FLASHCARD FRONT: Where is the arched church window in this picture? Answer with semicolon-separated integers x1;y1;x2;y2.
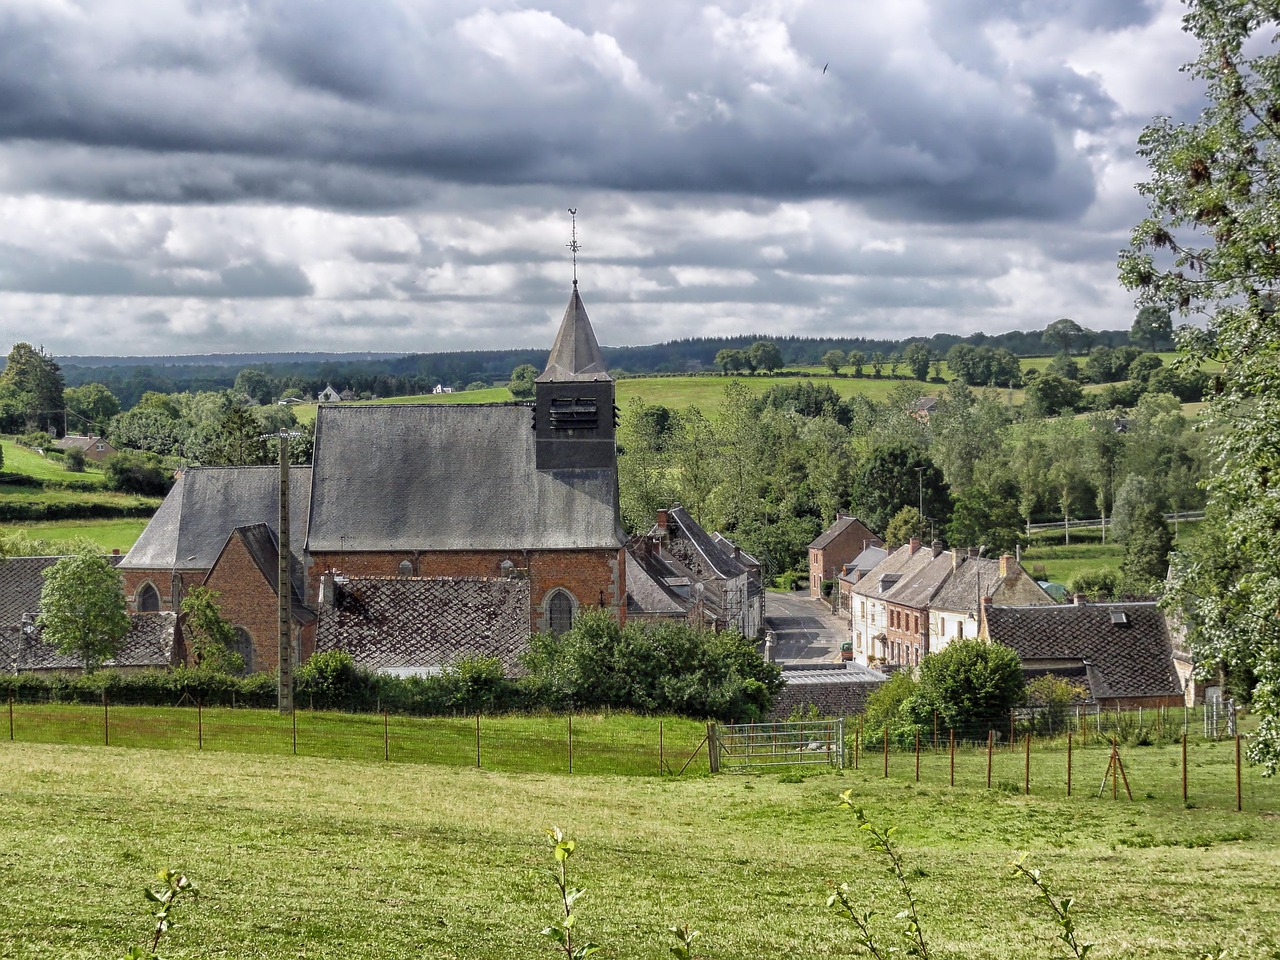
233;627;254;673
137;583;160;612
398;560;413;576
548;591;576;635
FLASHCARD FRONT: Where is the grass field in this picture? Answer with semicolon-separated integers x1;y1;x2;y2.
0;517;148;552
1;731;1277;959
0;439;104;487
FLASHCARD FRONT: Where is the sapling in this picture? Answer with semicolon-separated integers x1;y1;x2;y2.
123;868;197;960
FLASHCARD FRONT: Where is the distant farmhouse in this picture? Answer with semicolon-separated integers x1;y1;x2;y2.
118;284;632;676
54;434;117;463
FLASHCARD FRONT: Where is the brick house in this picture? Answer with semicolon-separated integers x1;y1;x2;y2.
54;434;118;463
808;514;879;599
982;598;1185;709
117;283;627;673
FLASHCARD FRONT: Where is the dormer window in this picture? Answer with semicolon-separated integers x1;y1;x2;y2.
549;397;598;430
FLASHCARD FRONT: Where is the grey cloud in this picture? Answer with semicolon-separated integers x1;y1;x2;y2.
0;1;1107;223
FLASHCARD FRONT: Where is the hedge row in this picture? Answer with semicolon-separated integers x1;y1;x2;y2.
0;500;158;522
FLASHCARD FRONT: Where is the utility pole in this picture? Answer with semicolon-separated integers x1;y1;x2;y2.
278;431;293;716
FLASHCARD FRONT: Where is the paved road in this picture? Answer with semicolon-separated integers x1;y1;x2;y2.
763;591;848;663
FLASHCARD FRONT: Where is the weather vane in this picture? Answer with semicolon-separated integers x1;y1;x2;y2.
567;208;580;287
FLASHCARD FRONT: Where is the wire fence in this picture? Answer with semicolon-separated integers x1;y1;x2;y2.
845;710;1275;815
0;694;712;778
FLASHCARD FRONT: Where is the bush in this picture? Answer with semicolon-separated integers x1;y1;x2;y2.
906;639;1025;737
103;449;174;496
17;431;56;451
63;447;86;472
856;671;923;748
1067;568;1122;600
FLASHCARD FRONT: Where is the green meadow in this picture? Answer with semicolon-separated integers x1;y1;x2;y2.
1;732;1276;959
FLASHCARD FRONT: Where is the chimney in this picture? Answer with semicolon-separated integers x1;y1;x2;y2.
112;548;120;556
931;540;943;558
733;545;741;560
952;547;961;572
968;546;980;559
1074;593;1088;606
656;509;669;533
999;554;1013;578
909;536;921;555
318;571;335;609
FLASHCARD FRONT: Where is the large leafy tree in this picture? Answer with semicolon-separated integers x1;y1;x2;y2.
906;639;1025;736
0;343;65;433
64;383;121;434
850;441;950;535
1119;0;1280;771
38;554;130;673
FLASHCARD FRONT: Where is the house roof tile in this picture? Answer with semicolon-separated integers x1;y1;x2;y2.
808;515;876;551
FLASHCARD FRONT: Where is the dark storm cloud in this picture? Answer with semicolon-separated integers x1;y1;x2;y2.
0;0;1113;223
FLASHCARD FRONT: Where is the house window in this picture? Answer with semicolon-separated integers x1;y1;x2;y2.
548;590;576;635
232;627;254;673
398;560;413;576
95;443;105;452
136;583;160;612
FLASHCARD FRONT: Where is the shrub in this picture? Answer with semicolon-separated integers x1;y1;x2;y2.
857;671;922;748
907;639;1025;737
17;431;56;450
63;447;86;472
1067;568;1122;600
104;450;174;496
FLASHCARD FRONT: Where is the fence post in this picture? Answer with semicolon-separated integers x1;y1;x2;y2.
855;718;861;770
949;729;955;787
1067;732;1072;797
933;710;938;752
986;730;993;788
837;717;845;771
292;707;297;755
8;695;12;741
883;726;889;778
915;729;920;782
383;710;389;762
197;699;203;751
103;691;109;747
659;719;664;775
568;713;574;775
1024;732;1031;795
1236;734;1242;812
707;722;719;774
475;714;482;769
1181;732;1187;803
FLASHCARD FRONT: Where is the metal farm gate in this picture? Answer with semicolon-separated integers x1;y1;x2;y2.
712;718;845;772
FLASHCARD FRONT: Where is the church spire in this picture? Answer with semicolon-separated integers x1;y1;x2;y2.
538;212;610;382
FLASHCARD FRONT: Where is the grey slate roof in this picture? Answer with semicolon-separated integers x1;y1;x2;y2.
306;403;622;552
888;550;955;608
985;602;1182;700
314;576;531;673
848;544;935;600
931;556;1052;613
658;505;750;580
537;287;611;382
625;543;694;617
838;545;889;584
1;612;181;672
212;524;316;625
121;466;312;571
0;555;123;630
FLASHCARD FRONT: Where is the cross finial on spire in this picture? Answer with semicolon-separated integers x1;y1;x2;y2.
567;208;580;287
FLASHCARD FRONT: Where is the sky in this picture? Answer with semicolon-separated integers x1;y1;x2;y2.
0;0;1208;358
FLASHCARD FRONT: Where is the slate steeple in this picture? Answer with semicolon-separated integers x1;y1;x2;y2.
533;285;616;471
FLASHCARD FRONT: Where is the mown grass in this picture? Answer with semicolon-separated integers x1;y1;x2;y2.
0;734;1276;960
0;438;104;487
0;517;148;552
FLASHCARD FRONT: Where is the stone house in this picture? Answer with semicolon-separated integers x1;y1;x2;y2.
647;505;763;638
982;598;1185;709
927;552;1054;654
808;514;880;599
317;384;342;403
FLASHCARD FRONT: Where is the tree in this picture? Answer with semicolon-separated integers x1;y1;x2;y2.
870;352;886;377
180;587;245;674
1118;0;1280;771
508;364;538;399
748;340;783;374
1130;305;1173;351
233;368;275;405
884;506;925;547
617;401;675;532
714;348;745;375
1042;318;1084;355
902;343;932;382
1127;353;1164;385
209;406;269;466
1022;373;1083;418
104;449;174;496
821;349;846;375
37;554;130;672
1123;506;1174;594
1046;352;1079;381
846;350;866;376
0;343;65;434
850;442;950;535
907;639;1025;735
65;383;120;434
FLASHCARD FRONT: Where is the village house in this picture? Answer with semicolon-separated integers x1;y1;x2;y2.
927;551;1053;654
54;434;118;463
982;598;1185;709
317;384;342;403
808;513;879;600
846;538;937;667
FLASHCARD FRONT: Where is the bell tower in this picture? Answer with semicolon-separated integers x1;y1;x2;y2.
533;283;616;471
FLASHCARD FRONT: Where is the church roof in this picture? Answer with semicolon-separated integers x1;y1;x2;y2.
306;403;623;552
209;524;315;625
120;466;311;571
537;287;611;382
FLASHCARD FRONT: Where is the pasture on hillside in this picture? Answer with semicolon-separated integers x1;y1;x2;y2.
1;739;1277;959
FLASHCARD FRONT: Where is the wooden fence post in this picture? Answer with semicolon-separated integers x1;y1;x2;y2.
475;714;482;768
883;726;889;778
1181;733;1188;803
855;718;861;770
103;691;109;747
949;729;955;787
915;729;920;782
659;719;664;775
8;695;13;742
707;722;719;774
986;730;993;789
1067;732;1072;797
383;710;389;762
1024;732;1031;795
568;713;574;774
1236;734;1243;812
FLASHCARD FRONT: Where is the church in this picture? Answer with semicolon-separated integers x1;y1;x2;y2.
118;283;627;674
